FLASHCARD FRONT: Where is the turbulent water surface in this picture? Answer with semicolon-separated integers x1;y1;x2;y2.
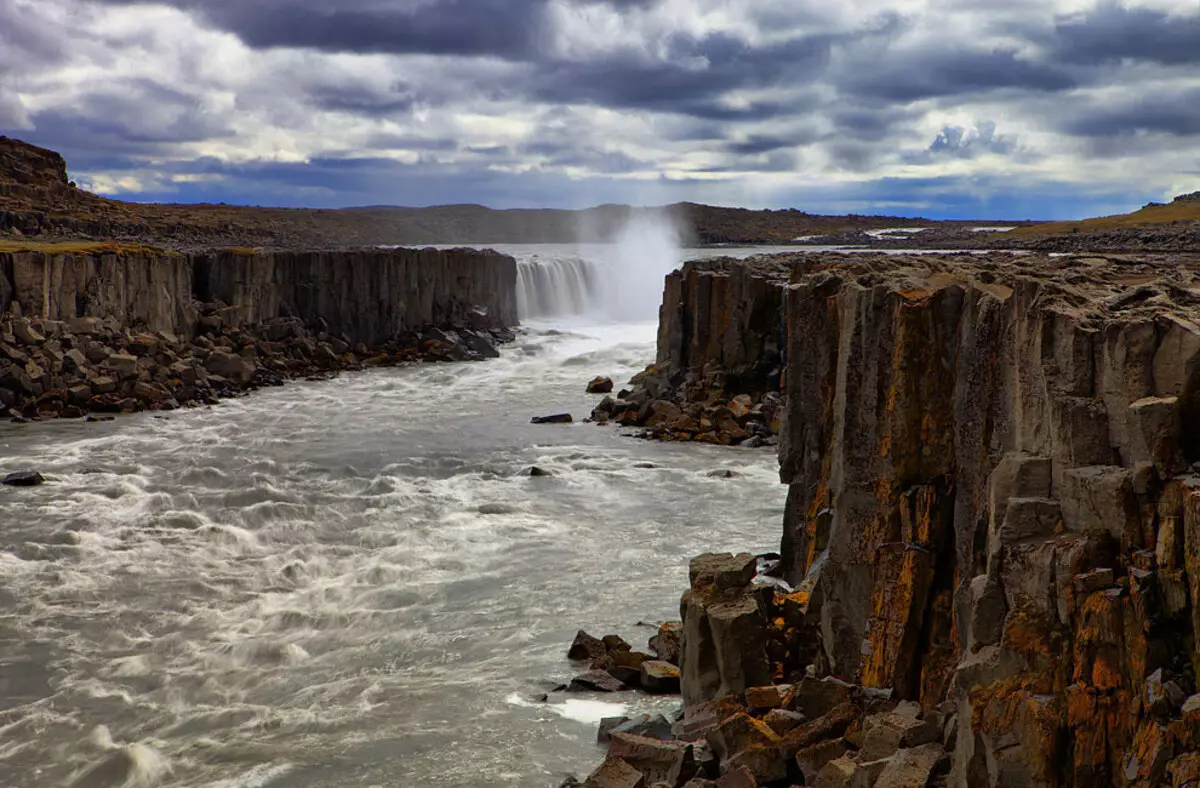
0;243;792;788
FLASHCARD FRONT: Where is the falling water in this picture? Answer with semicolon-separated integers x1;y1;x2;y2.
516;255;602;319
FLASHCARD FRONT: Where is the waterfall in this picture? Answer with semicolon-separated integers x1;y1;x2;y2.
516;255;603;319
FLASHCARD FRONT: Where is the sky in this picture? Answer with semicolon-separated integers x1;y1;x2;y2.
1;0;1198;220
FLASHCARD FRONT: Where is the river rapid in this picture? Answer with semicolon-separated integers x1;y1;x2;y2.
0;242;800;788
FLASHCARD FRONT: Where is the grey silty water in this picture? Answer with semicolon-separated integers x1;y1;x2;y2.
0;245;790;787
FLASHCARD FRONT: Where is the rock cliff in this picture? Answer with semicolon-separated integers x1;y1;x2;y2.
0;243;517;419
606;251;1200;788
776;251;1200;785
592;257;789;446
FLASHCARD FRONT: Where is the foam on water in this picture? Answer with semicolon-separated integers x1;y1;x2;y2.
0;244;791;787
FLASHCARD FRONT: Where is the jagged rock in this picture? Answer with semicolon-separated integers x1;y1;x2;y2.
582;757;646;788
795;738;849;784
858;712;940;763
641;661;682;694
707;713;786;784
650;621;683;665
780;703;859;755
762;708;806;736
608;734;696;786
569;630;608;661
599;715;675;744
874;743;946;788
744;684;791;710
569;670;629;693
588;376;614;394
105;353;139;379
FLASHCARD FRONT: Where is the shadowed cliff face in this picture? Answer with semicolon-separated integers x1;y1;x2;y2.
772;251;1200;786
0;244;518;420
0;245;517;339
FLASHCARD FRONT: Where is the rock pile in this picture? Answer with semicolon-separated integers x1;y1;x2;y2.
0;310;512;421
566;625;683;695
589;257;789;447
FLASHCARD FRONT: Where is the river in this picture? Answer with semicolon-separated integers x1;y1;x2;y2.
0;243;799;787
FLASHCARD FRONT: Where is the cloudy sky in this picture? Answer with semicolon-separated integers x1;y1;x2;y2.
1;0;1197;219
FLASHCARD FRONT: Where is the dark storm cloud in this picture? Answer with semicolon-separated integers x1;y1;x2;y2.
305;83;416;116
840;47;1076;101
20;78;233;172
89;0;552;58
0;0;74;73
1053;2;1200;65
531;31;835;119
1058;89;1200;138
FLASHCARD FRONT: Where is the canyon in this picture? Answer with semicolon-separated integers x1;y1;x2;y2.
577;251;1200;787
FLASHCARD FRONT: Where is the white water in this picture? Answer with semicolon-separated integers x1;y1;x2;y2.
514;213;685;321
0;236;804;787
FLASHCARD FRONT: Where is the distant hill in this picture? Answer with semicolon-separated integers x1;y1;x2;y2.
1001;190;1200;252
0;136;1037;250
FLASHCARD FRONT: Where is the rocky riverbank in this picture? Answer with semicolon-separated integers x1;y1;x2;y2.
0;244;518;421
572;250;1200;788
591;257;789;447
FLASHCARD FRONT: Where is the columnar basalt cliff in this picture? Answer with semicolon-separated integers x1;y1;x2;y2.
592;257;790;446
577;251;1200;788
777;251;1200;786
0;244;517;420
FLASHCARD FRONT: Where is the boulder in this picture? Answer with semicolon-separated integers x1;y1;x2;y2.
569;630;608;661
569;670;629;693
2;471;45;487
582;757;646;788
532;413;573;424
795;738;850;784
873;743;945;788
599;715;675;744
588;376;615;394
205;350;256;385
105;353;140;380
608;733;696;786
858;712;940;763
650;621;683;665
641;661;682;694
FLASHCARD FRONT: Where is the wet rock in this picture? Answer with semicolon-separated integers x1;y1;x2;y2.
599;714;675;744
528;466;553;477
568;630;608;661
569;670;629;693
532;413;573;424
649;621;683;665
640;661;682;694
2;470;44;486
588;376;615;394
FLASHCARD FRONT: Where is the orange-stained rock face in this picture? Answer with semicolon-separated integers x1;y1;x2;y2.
762;252;1200;787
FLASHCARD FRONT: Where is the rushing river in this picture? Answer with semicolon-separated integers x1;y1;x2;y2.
0;243;797;788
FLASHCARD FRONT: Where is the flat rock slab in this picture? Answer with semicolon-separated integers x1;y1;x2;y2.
569;670;629;693
532;413;573;424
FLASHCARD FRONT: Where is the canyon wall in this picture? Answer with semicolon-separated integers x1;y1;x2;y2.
646;252;1200;788
1;245;517;338
779;252;1200;786
592;257;789;445
0;244;517;419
